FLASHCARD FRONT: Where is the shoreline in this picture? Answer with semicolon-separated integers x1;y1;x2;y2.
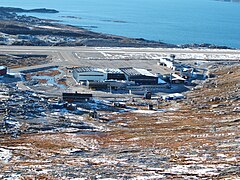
0;7;235;49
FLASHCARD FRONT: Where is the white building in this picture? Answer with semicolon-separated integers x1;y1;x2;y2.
158;57;176;69
171;73;186;84
73;67;107;82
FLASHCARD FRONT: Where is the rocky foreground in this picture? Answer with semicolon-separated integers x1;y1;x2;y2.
0;63;239;179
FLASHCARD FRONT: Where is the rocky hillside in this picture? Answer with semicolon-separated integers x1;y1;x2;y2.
0;64;239;179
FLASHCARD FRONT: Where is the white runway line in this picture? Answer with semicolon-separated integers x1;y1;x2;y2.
74;53;81;59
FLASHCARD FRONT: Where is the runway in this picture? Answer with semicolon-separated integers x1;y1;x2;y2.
1;46;240;73
1;45;240;53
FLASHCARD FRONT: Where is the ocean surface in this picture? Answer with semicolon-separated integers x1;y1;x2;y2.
0;0;240;48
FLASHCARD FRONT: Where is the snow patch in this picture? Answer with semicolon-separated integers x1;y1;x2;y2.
132;110;157;114
0;148;12;163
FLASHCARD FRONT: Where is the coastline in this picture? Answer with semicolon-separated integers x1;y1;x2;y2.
0;7;234;49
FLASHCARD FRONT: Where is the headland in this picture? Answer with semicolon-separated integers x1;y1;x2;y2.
0;7;232;49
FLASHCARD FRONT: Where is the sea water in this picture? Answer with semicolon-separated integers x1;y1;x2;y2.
0;0;240;48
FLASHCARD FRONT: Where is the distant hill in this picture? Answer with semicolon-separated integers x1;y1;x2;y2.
215;0;240;3
0;7;59;13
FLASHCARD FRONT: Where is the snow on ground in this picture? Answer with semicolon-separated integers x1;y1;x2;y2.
135;175;165;179
132;110;157;114
165;164;219;176
36;25;62;30
0;148;12;163
93;51;240;60
0;94;9;100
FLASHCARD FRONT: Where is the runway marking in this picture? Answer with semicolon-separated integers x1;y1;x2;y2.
74;53;81;59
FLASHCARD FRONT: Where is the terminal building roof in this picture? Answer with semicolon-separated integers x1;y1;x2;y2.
119;67;155;77
74;67;124;74
74;67;106;73
105;68;124;74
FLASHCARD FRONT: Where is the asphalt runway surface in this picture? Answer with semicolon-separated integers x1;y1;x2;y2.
1;46;239;73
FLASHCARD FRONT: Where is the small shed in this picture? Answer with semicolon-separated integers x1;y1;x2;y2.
171;74;186;84
0;66;7;76
143;91;152;99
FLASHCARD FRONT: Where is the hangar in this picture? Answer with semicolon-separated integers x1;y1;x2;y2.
73;67;126;83
119;67;158;85
73;67;107;82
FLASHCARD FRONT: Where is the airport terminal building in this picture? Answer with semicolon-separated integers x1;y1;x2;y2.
73;67;126;83
72;66;166;91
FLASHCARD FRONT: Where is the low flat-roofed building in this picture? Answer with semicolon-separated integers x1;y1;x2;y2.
62;92;93;102
158;56;182;71
88;80;131;90
158;58;175;69
171;73;186;84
